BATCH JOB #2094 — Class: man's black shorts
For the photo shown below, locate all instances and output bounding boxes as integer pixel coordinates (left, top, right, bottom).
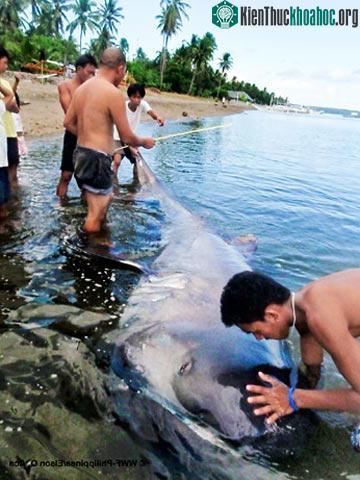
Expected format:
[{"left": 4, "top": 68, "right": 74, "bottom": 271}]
[
  {"left": 60, "top": 130, "right": 77, "bottom": 172},
  {"left": 7, "top": 138, "right": 19, "bottom": 167}
]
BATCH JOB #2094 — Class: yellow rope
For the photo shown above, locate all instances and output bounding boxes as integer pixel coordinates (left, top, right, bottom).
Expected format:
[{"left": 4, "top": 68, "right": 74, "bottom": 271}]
[{"left": 113, "top": 123, "right": 232, "bottom": 154}]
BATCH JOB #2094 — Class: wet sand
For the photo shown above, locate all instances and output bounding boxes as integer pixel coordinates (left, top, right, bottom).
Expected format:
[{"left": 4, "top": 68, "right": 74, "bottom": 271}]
[{"left": 4, "top": 72, "right": 253, "bottom": 139}]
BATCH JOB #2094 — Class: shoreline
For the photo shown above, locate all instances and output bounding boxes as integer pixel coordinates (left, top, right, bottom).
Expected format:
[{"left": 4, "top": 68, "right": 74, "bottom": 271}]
[{"left": 4, "top": 72, "right": 254, "bottom": 140}]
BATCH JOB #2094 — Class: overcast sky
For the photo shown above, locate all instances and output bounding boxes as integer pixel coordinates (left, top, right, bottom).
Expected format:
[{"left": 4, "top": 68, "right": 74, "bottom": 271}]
[{"left": 79, "top": 0, "right": 360, "bottom": 110}]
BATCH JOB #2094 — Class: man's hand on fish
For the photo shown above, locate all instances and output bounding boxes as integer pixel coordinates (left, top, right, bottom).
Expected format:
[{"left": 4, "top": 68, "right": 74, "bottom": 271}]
[{"left": 246, "top": 371, "right": 294, "bottom": 425}]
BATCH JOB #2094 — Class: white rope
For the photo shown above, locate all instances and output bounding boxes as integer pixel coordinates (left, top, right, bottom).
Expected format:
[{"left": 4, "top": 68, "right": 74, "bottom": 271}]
[{"left": 113, "top": 123, "right": 232, "bottom": 154}]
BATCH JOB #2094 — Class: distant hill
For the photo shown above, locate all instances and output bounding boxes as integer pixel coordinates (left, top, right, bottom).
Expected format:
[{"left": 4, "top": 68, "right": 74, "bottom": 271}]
[{"left": 310, "top": 106, "right": 360, "bottom": 118}]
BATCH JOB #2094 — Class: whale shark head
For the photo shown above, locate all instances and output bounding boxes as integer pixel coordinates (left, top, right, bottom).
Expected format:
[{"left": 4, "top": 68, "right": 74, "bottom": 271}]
[{"left": 113, "top": 321, "right": 298, "bottom": 441}]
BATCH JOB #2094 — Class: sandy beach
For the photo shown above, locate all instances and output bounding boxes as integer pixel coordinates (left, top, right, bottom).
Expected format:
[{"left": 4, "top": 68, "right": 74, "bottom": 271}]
[{"left": 3, "top": 72, "right": 253, "bottom": 139}]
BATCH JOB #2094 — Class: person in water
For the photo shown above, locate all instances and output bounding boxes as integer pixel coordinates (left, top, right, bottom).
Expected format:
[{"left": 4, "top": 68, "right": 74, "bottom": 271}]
[
  {"left": 0, "top": 79, "right": 18, "bottom": 220},
  {"left": 0, "top": 46, "right": 20, "bottom": 187},
  {"left": 56, "top": 53, "right": 98, "bottom": 197},
  {"left": 64, "top": 47, "right": 155, "bottom": 233},
  {"left": 221, "top": 269, "right": 360, "bottom": 450},
  {"left": 113, "top": 82, "right": 164, "bottom": 177}
]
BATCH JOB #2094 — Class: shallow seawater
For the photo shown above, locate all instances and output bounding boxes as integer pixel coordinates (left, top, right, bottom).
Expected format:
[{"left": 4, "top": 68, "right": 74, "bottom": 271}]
[{"left": 0, "top": 110, "right": 359, "bottom": 479}]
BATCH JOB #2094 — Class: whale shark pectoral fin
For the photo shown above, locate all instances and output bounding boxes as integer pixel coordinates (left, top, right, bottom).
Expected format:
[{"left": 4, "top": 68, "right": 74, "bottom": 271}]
[
  {"left": 228, "top": 234, "right": 258, "bottom": 257},
  {"left": 61, "top": 234, "right": 151, "bottom": 274}
]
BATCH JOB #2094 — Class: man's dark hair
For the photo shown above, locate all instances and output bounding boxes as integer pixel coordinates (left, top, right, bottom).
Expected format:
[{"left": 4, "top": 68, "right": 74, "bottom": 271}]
[
  {"left": 0, "top": 45, "right": 10, "bottom": 60},
  {"left": 127, "top": 83, "right": 146, "bottom": 98},
  {"left": 220, "top": 271, "right": 291, "bottom": 327},
  {"left": 75, "top": 53, "right": 98, "bottom": 70}
]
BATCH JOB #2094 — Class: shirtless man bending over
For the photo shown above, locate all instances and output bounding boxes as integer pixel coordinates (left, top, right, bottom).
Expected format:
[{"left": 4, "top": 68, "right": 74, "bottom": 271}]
[
  {"left": 64, "top": 48, "right": 155, "bottom": 233},
  {"left": 221, "top": 269, "right": 360, "bottom": 450},
  {"left": 56, "top": 54, "right": 98, "bottom": 197}
]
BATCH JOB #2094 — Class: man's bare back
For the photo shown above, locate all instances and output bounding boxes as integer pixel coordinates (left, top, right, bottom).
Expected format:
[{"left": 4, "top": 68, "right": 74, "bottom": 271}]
[
  {"left": 69, "top": 77, "right": 120, "bottom": 153},
  {"left": 298, "top": 269, "right": 360, "bottom": 337},
  {"left": 63, "top": 47, "right": 155, "bottom": 233},
  {"left": 65, "top": 76, "right": 154, "bottom": 154}
]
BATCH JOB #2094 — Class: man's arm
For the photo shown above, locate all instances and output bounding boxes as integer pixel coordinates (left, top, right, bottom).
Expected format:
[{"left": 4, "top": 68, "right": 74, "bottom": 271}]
[
  {"left": 110, "top": 90, "right": 155, "bottom": 149},
  {"left": 58, "top": 82, "right": 72, "bottom": 114},
  {"left": 246, "top": 310, "right": 360, "bottom": 424},
  {"left": 0, "top": 83, "right": 18, "bottom": 113},
  {"left": 147, "top": 109, "right": 164, "bottom": 126},
  {"left": 63, "top": 96, "right": 77, "bottom": 135},
  {"left": 299, "top": 333, "right": 324, "bottom": 388}
]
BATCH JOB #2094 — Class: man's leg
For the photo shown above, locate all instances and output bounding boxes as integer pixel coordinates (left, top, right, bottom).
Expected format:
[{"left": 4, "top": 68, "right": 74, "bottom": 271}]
[
  {"left": 56, "top": 170, "right": 73, "bottom": 197},
  {"left": 57, "top": 131, "right": 77, "bottom": 197},
  {"left": 7, "top": 138, "right": 19, "bottom": 187},
  {"left": 83, "top": 191, "right": 112, "bottom": 233},
  {"left": 112, "top": 153, "right": 122, "bottom": 177},
  {"left": 8, "top": 165, "right": 18, "bottom": 186},
  {"left": 0, "top": 168, "right": 10, "bottom": 219}
]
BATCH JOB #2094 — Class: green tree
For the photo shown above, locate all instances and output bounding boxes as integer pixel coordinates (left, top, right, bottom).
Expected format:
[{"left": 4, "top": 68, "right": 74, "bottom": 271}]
[
  {"left": 0, "top": 0, "right": 28, "bottom": 33},
  {"left": 29, "top": 0, "right": 48, "bottom": 22},
  {"left": 135, "top": 47, "right": 148, "bottom": 62},
  {"left": 156, "top": 0, "right": 190, "bottom": 88},
  {"left": 33, "top": 0, "right": 70, "bottom": 36},
  {"left": 97, "top": 0, "right": 124, "bottom": 36},
  {"left": 53, "top": 0, "right": 71, "bottom": 35},
  {"left": 67, "top": 0, "right": 98, "bottom": 52},
  {"left": 0, "top": 27, "right": 78, "bottom": 69},
  {"left": 187, "top": 32, "right": 217, "bottom": 95},
  {"left": 119, "top": 37, "right": 129, "bottom": 55},
  {"left": 217, "top": 52, "right": 232, "bottom": 98},
  {"left": 33, "top": 3, "right": 57, "bottom": 36},
  {"left": 88, "top": 27, "right": 111, "bottom": 59}
]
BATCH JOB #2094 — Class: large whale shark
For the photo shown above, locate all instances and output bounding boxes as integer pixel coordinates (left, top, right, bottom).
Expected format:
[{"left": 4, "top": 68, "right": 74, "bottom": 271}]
[{"left": 109, "top": 155, "right": 317, "bottom": 477}]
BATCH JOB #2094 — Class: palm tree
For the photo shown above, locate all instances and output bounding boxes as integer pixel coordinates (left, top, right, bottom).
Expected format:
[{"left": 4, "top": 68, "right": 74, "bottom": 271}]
[
  {"left": 29, "top": 0, "right": 48, "bottom": 21},
  {"left": 0, "top": 0, "right": 28, "bottom": 32},
  {"left": 97, "top": 0, "right": 124, "bottom": 36},
  {"left": 217, "top": 52, "right": 233, "bottom": 98},
  {"left": 119, "top": 37, "right": 129, "bottom": 56},
  {"left": 34, "top": 3, "right": 57, "bottom": 35},
  {"left": 35, "top": 0, "right": 71, "bottom": 36},
  {"left": 53, "top": 0, "right": 71, "bottom": 35},
  {"left": 187, "top": 32, "right": 217, "bottom": 95},
  {"left": 67, "top": 0, "right": 98, "bottom": 52},
  {"left": 157, "top": 0, "right": 190, "bottom": 88},
  {"left": 90, "top": 27, "right": 111, "bottom": 58}
]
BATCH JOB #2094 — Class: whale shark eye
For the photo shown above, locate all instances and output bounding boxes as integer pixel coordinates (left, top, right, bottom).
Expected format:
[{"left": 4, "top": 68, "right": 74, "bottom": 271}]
[{"left": 178, "top": 360, "right": 192, "bottom": 376}]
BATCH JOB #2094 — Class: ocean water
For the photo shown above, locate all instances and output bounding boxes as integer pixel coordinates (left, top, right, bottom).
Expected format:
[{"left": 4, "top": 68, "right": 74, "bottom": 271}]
[{"left": 0, "top": 110, "right": 359, "bottom": 479}]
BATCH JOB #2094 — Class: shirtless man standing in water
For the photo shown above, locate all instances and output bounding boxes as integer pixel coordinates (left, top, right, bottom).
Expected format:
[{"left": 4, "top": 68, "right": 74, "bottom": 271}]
[
  {"left": 56, "top": 54, "right": 98, "bottom": 197},
  {"left": 64, "top": 48, "right": 155, "bottom": 233},
  {"left": 221, "top": 269, "right": 360, "bottom": 450}
]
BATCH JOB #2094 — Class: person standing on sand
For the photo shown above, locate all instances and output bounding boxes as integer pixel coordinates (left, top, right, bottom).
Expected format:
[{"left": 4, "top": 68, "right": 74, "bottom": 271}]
[
  {"left": 0, "top": 46, "right": 20, "bottom": 187},
  {"left": 56, "top": 54, "right": 98, "bottom": 197},
  {"left": 113, "top": 83, "right": 164, "bottom": 177},
  {"left": 12, "top": 75, "right": 28, "bottom": 158},
  {"left": 221, "top": 269, "right": 360, "bottom": 451},
  {"left": 0, "top": 81, "right": 19, "bottom": 220},
  {"left": 64, "top": 48, "right": 155, "bottom": 234}
]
